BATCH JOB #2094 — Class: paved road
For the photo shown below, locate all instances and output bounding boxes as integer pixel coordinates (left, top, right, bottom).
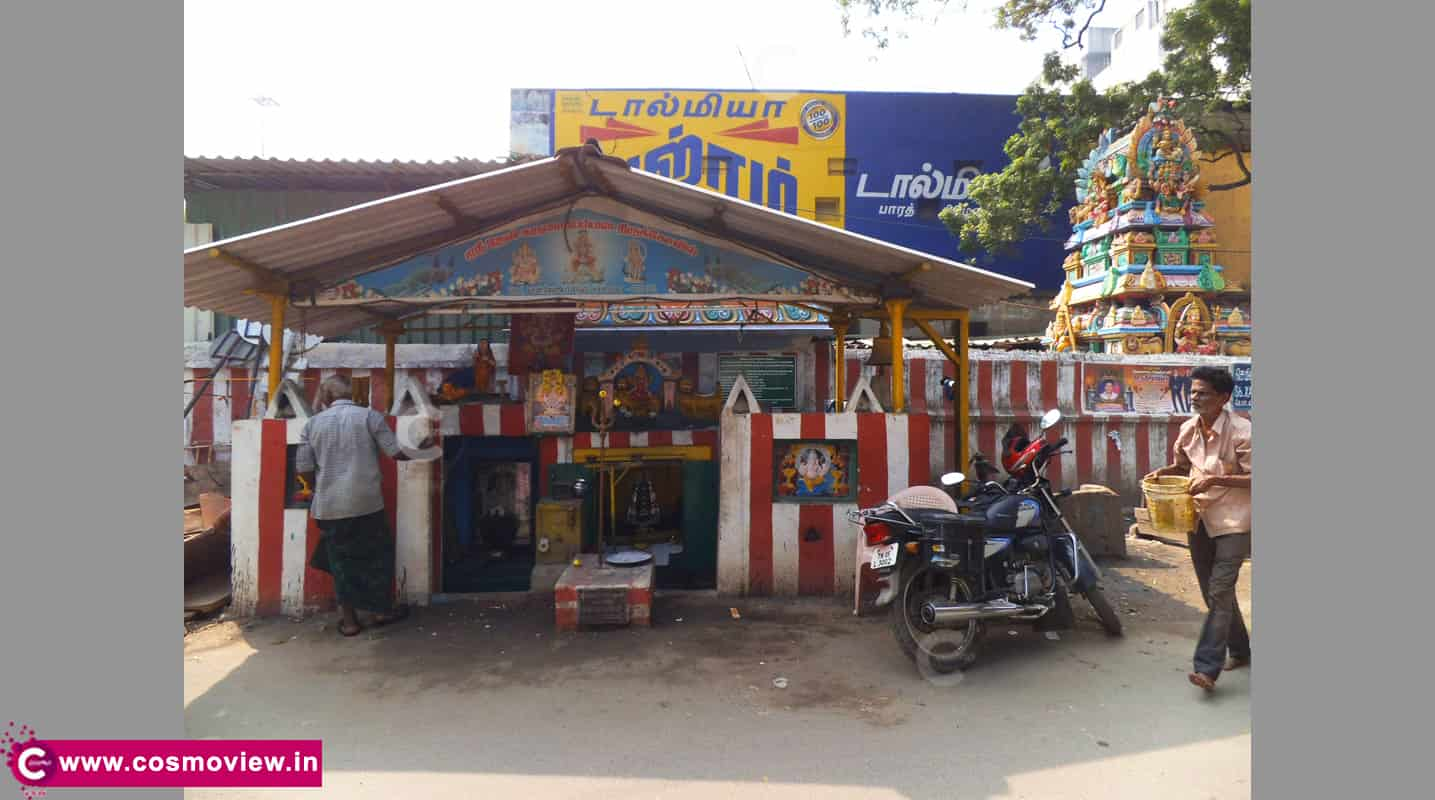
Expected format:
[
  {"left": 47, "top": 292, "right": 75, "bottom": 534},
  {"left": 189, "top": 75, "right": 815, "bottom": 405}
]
[{"left": 185, "top": 543, "right": 1250, "bottom": 799}]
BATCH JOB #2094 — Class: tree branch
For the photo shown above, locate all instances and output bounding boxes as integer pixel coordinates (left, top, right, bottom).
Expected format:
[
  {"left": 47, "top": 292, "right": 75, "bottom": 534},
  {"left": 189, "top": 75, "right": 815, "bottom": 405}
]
[
  {"left": 1061, "top": 0, "right": 1108, "bottom": 49},
  {"left": 1200, "top": 128, "right": 1251, "bottom": 191}
]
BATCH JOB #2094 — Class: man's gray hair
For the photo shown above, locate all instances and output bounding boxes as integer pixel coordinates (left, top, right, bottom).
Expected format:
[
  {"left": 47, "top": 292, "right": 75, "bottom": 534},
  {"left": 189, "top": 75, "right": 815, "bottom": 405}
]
[{"left": 320, "top": 374, "right": 353, "bottom": 403}]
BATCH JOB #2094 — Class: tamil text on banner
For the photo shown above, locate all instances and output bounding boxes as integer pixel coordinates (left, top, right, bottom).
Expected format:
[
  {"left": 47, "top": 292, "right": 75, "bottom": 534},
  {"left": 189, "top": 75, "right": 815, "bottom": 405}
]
[{"left": 549, "top": 89, "right": 847, "bottom": 225}]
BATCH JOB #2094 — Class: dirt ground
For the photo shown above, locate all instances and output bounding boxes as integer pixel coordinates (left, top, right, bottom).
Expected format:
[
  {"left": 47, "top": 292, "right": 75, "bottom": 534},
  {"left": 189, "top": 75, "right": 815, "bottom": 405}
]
[{"left": 184, "top": 535, "right": 1251, "bottom": 799}]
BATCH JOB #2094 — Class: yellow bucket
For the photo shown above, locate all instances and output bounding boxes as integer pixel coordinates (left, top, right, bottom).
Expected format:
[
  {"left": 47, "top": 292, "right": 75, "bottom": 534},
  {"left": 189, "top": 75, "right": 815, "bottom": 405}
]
[{"left": 1141, "top": 476, "right": 1197, "bottom": 535}]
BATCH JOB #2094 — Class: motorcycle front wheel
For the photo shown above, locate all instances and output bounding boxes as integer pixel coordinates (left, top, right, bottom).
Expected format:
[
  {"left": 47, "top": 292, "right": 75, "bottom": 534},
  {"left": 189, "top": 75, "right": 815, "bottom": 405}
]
[
  {"left": 889, "top": 560, "right": 982, "bottom": 674},
  {"left": 1083, "top": 584, "right": 1124, "bottom": 636}
]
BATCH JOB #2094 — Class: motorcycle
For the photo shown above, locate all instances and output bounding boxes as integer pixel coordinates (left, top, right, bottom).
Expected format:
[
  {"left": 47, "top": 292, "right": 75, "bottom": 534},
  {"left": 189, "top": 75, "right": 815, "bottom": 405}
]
[{"left": 851, "top": 409, "right": 1123, "bottom": 674}]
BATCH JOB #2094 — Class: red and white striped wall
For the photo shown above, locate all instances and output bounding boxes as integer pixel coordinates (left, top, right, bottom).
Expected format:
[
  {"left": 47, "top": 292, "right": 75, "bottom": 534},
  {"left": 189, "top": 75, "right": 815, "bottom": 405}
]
[
  {"left": 185, "top": 365, "right": 458, "bottom": 466},
  {"left": 437, "top": 403, "right": 529, "bottom": 438},
  {"left": 717, "top": 410, "right": 941, "bottom": 598},
  {"left": 229, "top": 413, "right": 443, "bottom": 618},
  {"left": 964, "top": 351, "right": 1251, "bottom": 504}
]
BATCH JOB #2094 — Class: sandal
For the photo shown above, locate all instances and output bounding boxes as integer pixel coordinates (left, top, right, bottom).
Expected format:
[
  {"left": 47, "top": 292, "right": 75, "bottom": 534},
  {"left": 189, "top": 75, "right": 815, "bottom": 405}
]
[
  {"left": 1188, "top": 672, "right": 1216, "bottom": 692},
  {"left": 1224, "top": 655, "right": 1250, "bottom": 671},
  {"left": 372, "top": 605, "right": 410, "bottom": 627},
  {"left": 338, "top": 620, "right": 363, "bottom": 637}
]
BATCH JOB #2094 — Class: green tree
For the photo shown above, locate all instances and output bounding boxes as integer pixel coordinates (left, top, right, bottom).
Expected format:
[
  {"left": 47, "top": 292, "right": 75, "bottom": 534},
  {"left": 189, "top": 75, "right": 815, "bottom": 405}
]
[{"left": 838, "top": 0, "right": 1251, "bottom": 257}]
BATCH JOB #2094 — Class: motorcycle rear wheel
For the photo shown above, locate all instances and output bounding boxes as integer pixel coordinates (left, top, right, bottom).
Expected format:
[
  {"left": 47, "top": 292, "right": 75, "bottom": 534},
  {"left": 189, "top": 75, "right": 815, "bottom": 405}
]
[{"left": 890, "top": 560, "right": 982, "bottom": 674}]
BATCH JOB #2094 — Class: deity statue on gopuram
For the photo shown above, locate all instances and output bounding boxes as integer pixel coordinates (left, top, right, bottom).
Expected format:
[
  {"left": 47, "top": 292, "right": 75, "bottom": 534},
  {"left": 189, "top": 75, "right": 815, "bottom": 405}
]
[{"left": 1044, "top": 98, "right": 1251, "bottom": 355}]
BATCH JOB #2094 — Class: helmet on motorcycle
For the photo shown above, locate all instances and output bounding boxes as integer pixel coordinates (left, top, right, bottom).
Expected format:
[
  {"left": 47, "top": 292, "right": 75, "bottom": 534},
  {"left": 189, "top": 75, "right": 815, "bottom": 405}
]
[
  {"left": 1003, "top": 438, "right": 1044, "bottom": 477},
  {"left": 1000, "top": 423, "right": 1030, "bottom": 473}
]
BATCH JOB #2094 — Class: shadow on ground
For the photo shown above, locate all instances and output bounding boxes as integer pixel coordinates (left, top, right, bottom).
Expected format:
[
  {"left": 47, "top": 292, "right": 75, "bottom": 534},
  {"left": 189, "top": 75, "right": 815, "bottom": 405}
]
[{"left": 184, "top": 537, "right": 1251, "bottom": 799}]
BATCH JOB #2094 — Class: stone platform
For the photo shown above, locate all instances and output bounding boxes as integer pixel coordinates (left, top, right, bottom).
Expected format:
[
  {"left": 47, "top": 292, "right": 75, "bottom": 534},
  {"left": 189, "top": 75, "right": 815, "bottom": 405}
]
[{"left": 554, "top": 560, "right": 654, "bottom": 632}]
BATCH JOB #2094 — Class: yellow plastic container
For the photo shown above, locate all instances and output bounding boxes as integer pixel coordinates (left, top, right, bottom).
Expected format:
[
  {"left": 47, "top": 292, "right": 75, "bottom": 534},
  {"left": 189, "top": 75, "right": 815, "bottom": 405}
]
[{"left": 1141, "top": 476, "right": 1197, "bottom": 535}]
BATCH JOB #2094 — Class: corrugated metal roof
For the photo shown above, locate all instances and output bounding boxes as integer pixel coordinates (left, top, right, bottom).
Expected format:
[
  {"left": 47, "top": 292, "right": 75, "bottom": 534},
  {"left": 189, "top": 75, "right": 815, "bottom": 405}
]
[
  {"left": 183, "top": 144, "right": 1034, "bottom": 339},
  {"left": 184, "top": 155, "right": 524, "bottom": 191}
]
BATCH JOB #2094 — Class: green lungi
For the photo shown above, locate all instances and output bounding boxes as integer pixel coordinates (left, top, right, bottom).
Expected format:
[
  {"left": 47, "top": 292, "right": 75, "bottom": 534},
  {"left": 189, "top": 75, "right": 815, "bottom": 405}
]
[{"left": 309, "top": 510, "right": 397, "bottom": 613}]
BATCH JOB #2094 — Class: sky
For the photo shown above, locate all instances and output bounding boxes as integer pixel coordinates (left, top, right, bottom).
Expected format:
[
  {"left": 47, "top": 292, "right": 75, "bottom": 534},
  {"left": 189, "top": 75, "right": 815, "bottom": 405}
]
[{"left": 183, "top": 0, "right": 1143, "bottom": 163}]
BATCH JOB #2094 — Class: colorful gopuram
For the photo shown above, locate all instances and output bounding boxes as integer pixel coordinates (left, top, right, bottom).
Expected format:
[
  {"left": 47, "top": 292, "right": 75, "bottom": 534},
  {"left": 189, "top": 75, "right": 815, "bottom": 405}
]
[{"left": 1045, "top": 98, "right": 1251, "bottom": 356}]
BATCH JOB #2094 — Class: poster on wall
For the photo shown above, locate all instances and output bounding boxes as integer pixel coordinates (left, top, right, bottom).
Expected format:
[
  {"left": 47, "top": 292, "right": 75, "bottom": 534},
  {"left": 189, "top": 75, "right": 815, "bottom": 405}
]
[
  {"left": 528, "top": 371, "right": 577, "bottom": 434},
  {"left": 1232, "top": 363, "right": 1252, "bottom": 412},
  {"left": 1082, "top": 363, "right": 1252, "bottom": 415},
  {"left": 509, "top": 313, "right": 575, "bottom": 376},
  {"left": 1127, "top": 366, "right": 1192, "bottom": 415},
  {"left": 774, "top": 440, "right": 856, "bottom": 502},
  {"left": 1084, "top": 366, "right": 1133, "bottom": 414}
]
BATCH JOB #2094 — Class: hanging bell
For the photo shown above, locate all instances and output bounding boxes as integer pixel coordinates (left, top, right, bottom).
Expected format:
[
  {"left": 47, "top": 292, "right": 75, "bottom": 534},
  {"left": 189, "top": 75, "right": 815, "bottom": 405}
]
[{"left": 866, "top": 335, "right": 894, "bottom": 367}]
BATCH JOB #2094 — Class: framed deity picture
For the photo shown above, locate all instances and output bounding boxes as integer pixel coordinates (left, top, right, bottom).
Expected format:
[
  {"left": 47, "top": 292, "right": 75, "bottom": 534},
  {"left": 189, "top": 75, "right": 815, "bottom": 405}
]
[
  {"left": 528, "top": 370, "right": 577, "bottom": 435},
  {"left": 773, "top": 440, "right": 856, "bottom": 503}
]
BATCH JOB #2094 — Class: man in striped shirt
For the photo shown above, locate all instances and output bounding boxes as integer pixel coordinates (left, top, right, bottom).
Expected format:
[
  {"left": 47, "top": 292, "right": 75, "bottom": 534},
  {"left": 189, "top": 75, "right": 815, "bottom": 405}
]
[{"left": 297, "top": 375, "right": 417, "bottom": 637}]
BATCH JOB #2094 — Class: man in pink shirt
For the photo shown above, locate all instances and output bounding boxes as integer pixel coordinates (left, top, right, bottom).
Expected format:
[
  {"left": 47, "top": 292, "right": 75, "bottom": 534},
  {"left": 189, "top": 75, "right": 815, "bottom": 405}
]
[{"left": 1146, "top": 366, "right": 1252, "bottom": 692}]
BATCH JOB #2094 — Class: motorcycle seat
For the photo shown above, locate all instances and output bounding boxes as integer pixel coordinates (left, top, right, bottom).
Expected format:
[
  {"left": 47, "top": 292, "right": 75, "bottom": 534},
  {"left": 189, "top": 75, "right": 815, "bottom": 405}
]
[{"left": 906, "top": 508, "right": 986, "bottom": 527}]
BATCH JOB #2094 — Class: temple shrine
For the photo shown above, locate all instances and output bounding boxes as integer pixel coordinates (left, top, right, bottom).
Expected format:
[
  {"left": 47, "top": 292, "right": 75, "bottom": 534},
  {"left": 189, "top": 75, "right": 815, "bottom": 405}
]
[{"left": 1045, "top": 98, "right": 1252, "bottom": 356}]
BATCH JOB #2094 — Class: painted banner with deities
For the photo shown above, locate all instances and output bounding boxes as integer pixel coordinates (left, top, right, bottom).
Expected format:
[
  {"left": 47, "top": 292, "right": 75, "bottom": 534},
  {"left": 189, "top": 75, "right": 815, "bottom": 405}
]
[
  {"left": 544, "top": 89, "right": 847, "bottom": 225},
  {"left": 317, "top": 206, "right": 864, "bottom": 305}
]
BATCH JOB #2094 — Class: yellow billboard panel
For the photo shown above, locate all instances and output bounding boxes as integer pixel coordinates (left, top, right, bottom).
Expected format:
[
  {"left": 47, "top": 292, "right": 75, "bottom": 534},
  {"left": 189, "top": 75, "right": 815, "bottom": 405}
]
[{"left": 552, "top": 90, "right": 846, "bottom": 228}]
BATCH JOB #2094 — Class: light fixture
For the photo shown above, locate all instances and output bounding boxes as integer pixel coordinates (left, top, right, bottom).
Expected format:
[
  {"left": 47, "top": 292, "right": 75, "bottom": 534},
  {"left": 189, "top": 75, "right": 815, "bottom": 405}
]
[{"left": 940, "top": 376, "right": 958, "bottom": 401}]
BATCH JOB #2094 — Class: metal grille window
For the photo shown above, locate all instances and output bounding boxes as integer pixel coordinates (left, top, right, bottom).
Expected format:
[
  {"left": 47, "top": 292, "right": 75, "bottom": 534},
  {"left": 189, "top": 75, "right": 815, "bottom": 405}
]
[{"left": 815, "top": 197, "right": 842, "bottom": 225}]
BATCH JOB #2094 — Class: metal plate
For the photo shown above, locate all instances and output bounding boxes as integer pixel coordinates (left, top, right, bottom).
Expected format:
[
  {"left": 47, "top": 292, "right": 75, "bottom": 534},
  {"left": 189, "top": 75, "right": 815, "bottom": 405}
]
[
  {"left": 605, "top": 549, "right": 654, "bottom": 566},
  {"left": 870, "top": 543, "right": 899, "bottom": 570},
  {"left": 578, "top": 588, "right": 628, "bottom": 626}
]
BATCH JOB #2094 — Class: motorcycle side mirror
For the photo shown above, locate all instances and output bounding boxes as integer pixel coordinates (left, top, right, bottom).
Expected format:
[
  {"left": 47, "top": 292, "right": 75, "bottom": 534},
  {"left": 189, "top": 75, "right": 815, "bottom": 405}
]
[
  {"left": 1040, "top": 408, "right": 1062, "bottom": 431},
  {"left": 939, "top": 472, "right": 966, "bottom": 487}
]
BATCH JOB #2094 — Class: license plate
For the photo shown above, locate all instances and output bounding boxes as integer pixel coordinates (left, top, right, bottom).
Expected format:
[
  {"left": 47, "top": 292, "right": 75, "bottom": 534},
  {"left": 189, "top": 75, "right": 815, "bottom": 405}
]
[{"left": 870, "top": 543, "right": 899, "bottom": 570}]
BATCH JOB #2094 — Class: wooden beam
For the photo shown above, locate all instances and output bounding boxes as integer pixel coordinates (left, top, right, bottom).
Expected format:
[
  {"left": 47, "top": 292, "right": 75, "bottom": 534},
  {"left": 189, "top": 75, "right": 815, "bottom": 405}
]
[
  {"left": 574, "top": 445, "right": 712, "bottom": 463},
  {"left": 211, "top": 248, "right": 289, "bottom": 295},
  {"left": 432, "top": 194, "right": 476, "bottom": 226},
  {"left": 855, "top": 308, "right": 968, "bottom": 322},
  {"left": 912, "top": 318, "right": 961, "bottom": 367}
]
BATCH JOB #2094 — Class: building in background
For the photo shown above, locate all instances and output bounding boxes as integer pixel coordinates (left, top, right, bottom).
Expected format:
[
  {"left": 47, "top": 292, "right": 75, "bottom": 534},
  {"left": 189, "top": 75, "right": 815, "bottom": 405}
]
[
  {"left": 1064, "top": 0, "right": 1195, "bottom": 92},
  {"left": 183, "top": 156, "right": 519, "bottom": 345}
]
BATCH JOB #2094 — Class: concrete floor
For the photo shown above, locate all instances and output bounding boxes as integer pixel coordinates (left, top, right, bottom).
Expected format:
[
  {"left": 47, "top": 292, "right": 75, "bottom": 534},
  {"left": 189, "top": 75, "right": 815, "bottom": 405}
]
[{"left": 184, "top": 538, "right": 1251, "bottom": 799}]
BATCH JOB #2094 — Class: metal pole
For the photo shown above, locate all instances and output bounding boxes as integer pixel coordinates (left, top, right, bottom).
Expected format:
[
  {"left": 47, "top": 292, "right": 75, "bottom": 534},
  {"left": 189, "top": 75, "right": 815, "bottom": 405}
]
[
  {"left": 956, "top": 311, "right": 970, "bottom": 476},
  {"left": 266, "top": 294, "right": 287, "bottom": 400},
  {"left": 885, "top": 299, "right": 910, "bottom": 413}
]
